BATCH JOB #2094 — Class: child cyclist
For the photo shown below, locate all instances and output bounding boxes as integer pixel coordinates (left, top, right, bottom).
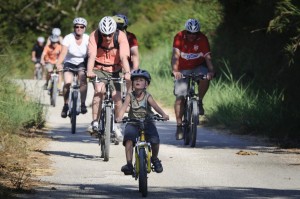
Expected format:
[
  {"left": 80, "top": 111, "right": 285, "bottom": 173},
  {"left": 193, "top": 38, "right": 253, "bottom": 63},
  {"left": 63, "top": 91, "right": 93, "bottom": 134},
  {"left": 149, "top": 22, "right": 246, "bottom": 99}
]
[{"left": 116, "top": 69, "right": 169, "bottom": 175}]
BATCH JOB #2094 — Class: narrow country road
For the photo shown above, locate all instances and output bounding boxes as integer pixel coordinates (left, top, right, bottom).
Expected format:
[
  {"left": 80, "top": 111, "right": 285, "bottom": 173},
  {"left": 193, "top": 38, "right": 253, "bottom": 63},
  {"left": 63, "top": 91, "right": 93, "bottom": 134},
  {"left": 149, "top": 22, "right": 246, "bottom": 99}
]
[{"left": 16, "top": 79, "right": 300, "bottom": 199}]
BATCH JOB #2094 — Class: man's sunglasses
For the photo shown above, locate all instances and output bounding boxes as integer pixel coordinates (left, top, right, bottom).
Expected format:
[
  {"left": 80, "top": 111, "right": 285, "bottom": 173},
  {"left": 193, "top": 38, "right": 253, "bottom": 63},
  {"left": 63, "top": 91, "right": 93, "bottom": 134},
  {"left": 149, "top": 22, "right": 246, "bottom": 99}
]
[
  {"left": 74, "top": 25, "right": 85, "bottom": 29},
  {"left": 101, "top": 33, "right": 113, "bottom": 38},
  {"left": 186, "top": 31, "right": 198, "bottom": 35}
]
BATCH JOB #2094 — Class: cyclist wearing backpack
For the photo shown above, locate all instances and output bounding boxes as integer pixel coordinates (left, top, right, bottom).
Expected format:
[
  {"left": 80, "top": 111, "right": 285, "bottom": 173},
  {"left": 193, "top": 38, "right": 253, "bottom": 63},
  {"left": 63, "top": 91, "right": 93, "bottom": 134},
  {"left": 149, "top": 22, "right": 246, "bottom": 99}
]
[
  {"left": 171, "top": 19, "right": 215, "bottom": 140},
  {"left": 86, "top": 16, "right": 131, "bottom": 140},
  {"left": 56, "top": 17, "right": 89, "bottom": 118},
  {"left": 113, "top": 14, "right": 139, "bottom": 93}
]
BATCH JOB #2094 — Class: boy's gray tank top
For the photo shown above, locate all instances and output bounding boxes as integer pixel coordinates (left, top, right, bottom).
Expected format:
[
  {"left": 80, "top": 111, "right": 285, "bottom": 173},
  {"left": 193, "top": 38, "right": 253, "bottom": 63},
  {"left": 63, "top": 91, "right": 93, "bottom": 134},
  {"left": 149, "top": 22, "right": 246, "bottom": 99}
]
[{"left": 128, "top": 91, "right": 154, "bottom": 119}]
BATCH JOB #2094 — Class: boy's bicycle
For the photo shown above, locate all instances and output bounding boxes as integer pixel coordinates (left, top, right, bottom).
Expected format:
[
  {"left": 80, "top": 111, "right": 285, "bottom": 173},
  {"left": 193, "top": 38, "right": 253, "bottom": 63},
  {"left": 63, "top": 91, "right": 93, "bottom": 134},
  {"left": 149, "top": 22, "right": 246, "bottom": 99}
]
[
  {"left": 48, "top": 69, "right": 59, "bottom": 107},
  {"left": 91, "top": 76, "right": 124, "bottom": 161},
  {"left": 120, "top": 114, "right": 164, "bottom": 197},
  {"left": 181, "top": 73, "right": 208, "bottom": 147},
  {"left": 63, "top": 67, "right": 84, "bottom": 134}
]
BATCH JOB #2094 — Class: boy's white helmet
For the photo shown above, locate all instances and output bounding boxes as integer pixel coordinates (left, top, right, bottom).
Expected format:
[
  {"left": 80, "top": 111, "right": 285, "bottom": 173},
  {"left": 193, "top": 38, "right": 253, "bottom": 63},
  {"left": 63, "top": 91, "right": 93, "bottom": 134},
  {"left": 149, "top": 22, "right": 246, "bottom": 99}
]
[{"left": 98, "top": 16, "right": 116, "bottom": 34}]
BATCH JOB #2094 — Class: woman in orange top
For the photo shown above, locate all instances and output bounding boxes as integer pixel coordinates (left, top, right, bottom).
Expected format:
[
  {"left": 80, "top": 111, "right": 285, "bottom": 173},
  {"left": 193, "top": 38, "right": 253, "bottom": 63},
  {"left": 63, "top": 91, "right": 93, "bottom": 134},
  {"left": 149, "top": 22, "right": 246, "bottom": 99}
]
[{"left": 41, "top": 35, "right": 62, "bottom": 90}]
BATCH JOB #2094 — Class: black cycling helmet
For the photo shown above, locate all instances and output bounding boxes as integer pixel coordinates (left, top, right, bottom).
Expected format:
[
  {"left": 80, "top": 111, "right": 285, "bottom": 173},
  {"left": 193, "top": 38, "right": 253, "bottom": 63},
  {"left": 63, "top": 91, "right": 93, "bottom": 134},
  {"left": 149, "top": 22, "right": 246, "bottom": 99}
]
[{"left": 131, "top": 69, "right": 151, "bottom": 84}]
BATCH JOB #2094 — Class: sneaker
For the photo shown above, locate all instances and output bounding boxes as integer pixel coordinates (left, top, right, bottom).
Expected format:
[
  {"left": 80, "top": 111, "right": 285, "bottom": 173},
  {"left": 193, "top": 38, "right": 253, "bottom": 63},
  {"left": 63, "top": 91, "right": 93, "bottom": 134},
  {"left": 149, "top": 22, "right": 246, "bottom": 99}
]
[
  {"left": 176, "top": 125, "right": 184, "bottom": 140},
  {"left": 151, "top": 157, "right": 163, "bottom": 173},
  {"left": 87, "top": 121, "right": 98, "bottom": 136},
  {"left": 121, "top": 163, "right": 133, "bottom": 175},
  {"left": 61, "top": 104, "right": 69, "bottom": 118},
  {"left": 199, "top": 100, "right": 205, "bottom": 115},
  {"left": 114, "top": 124, "right": 123, "bottom": 142},
  {"left": 81, "top": 103, "right": 87, "bottom": 114}
]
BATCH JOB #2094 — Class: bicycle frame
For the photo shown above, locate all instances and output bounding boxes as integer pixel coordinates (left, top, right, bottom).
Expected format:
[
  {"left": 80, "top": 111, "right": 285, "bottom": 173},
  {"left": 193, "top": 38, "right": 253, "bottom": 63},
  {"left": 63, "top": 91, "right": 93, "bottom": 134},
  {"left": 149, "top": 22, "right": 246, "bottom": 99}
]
[
  {"left": 181, "top": 73, "right": 207, "bottom": 147},
  {"left": 121, "top": 115, "right": 164, "bottom": 197},
  {"left": 66, "top": 68, "right": 83, "bottom": 134},
  {"left": 92, "top": 76, "right": 123, "bottom": 161}
]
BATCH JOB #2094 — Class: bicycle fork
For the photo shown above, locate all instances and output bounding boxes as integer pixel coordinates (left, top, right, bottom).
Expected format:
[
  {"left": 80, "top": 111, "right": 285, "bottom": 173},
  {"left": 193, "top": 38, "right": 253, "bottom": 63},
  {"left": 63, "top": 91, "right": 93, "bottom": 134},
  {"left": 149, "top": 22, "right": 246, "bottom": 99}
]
[{"left": 134, "top": 143, "right": 152, "bottom": 179}]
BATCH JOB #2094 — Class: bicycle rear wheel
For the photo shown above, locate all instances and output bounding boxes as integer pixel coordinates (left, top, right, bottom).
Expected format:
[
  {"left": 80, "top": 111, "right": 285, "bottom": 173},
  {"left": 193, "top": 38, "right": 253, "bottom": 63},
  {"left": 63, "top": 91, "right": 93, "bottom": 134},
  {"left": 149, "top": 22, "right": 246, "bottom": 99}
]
[
  {"left": 71, "top": 91, "right": 78, "bottom": 134},
  {"left": 103, "top": 106, "right": 112, "bottom": 161},
  {"left": 138, "top": 148, "right": 148, "bottom": 197},
  {"left": 51, "top": 76, "right": 58, "bottom": 107},
  {"left": 190, "top": 100, "right": 199, "bottom": 147}
]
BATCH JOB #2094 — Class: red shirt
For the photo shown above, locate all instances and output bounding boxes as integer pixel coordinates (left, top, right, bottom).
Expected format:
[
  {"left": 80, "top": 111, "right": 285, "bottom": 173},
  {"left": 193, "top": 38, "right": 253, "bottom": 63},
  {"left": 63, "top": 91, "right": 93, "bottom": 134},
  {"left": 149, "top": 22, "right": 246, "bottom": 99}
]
[
  {"left": 126, "top": 31, "right": 138, "bottom": 48},
  {"left": 173, "top": 30, "right": 210, "bottom": 70}
]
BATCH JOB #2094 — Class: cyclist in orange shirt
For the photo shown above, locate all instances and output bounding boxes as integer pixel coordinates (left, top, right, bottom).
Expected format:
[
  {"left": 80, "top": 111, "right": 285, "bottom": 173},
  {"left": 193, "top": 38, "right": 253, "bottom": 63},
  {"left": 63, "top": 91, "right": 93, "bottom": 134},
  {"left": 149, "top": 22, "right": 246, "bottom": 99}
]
[
  {"left": 171, "top": 19, "right": 215, "bottom": 140},
  {"left": 86, "top": 16, "right": 131, "bottom": 141},
  {"left": 41, "top": 35, "right": 62, "bottom": 90}
]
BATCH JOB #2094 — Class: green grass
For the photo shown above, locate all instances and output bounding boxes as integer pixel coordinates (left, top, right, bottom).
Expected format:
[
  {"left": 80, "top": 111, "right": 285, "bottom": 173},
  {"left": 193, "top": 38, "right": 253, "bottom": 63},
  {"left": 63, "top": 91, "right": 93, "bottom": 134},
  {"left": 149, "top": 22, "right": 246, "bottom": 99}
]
[{"left": 0, "top": 50, "right": 45, "bottom": 191}]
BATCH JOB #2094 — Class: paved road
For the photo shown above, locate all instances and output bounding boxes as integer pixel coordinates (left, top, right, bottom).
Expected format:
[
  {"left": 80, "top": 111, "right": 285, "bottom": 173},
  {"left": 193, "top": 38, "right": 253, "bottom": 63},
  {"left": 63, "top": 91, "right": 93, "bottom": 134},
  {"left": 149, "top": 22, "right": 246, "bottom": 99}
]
[{"left": 17, "top": 80, "right": 300, "bottom": 199}]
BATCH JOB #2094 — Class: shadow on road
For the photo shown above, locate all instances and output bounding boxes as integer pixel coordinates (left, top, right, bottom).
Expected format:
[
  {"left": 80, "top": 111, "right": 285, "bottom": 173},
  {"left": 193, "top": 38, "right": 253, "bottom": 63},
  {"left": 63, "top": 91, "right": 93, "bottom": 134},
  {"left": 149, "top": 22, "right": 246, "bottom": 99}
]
[{"left": 22, "top": 183, "right": 300, "bottom": 199}]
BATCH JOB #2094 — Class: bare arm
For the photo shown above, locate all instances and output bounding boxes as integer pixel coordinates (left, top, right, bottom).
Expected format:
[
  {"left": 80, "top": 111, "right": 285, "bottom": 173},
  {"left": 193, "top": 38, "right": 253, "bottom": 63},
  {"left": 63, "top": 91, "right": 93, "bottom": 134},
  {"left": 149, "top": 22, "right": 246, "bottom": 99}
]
[
  {"left": 130, "top": 46, "right": 139, "bottom": 70},
  {"left": 171, "top": 47, "right": 181, "bottom": 79},
  {"left": 40, "top": 50, "right": 46, "bottom": 65},
  {"left": 148, "top": 95, "right": 169, "bottom": 121},
  {"left": 204, "top": 53, "right": 215, "bottom": 80},
  {"left": 31, "top": 51, "right": 36, "bottom": 62},
  {"left": 56, "top": 45, "right": 68, "bottom": 70},
  {"left": 116, "top": 94, "right": 131, "bottom": 121}
]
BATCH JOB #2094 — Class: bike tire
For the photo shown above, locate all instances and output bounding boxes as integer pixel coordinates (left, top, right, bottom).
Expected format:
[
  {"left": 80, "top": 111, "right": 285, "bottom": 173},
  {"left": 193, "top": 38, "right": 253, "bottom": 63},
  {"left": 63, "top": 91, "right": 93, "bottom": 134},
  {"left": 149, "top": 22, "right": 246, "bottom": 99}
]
[
  {"left": 138, "top": 148, "right": 148, "bottom": 197},
  {"left": 37, "top": 66, "right": 42, "bottom": 80},
  {"left": 103, "top": 106, "right": 112, "bottom": 161},
  {"left": 71, "top": 91, "right": 78, "bottom": 134},
  {"left": 190, "top": 100, "right": 199, "bottom": 147},
  {"left": 51, "top": 76, "right": 58, "bottom": 107},
  {"left": 183, "top": 101, "right": 191, "bottom": 145}
]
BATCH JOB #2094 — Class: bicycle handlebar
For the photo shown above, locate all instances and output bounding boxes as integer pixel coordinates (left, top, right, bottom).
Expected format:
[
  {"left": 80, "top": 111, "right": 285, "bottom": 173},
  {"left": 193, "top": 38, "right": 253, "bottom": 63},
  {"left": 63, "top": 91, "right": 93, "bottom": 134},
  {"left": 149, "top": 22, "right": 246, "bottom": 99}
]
[
  {"left": 118, "top": 114, "right": 165, "bottom": 124},
  {"left": 90, "top": 76, "right": 124, "bottom": 83}
]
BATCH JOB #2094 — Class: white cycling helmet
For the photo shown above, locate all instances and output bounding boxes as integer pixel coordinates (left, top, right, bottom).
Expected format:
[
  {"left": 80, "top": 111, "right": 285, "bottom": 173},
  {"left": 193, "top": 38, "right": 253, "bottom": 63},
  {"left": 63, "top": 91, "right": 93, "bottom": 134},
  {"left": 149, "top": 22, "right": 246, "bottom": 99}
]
[
  {"left": 49, "top": 35, "right": 59, "bottom": 43},
  {"left": 116, "top": 14, "right": 128, "bottom": 27},
  {"left": 185, "top": 19, "right": 200, "bottom": 33},
  {"left": 37, "top": 36, "right": 45, "bottom": 43},
  {"left": 73, "top": 17, "right": 87, "bottom": 27},
  {"left": 98, "top": 16, "right": 117, "bottom": 35},
  {"left": 52, "top": 28, "right": 61, "bottom": 36}
]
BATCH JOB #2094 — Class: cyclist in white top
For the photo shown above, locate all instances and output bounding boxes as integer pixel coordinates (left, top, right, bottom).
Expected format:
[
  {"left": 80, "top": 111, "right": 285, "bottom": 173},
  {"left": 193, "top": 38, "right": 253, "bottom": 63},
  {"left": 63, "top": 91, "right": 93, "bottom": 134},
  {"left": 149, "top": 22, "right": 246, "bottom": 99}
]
[{"left": 56, "top": 17, "right": 89, "bottom": 118}]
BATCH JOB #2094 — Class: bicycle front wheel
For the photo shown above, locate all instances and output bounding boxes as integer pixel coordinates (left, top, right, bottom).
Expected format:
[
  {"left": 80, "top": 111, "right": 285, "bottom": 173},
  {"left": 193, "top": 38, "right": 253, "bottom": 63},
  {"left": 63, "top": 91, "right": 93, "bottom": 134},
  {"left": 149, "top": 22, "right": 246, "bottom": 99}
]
[
  {"left": 103, "top": 106, "right": 112, "bottom": 161},
  {"left": 190, "top": 99, "right": 199, "bottom": 147},
  {"left": 183, "top": 101, "right": 191, "bottom": 145},
  {"left": 51, "top": 77, "right": 58, "bottom": 107},
  {"left": 138, "top": 148, "right": 148, "bottom": 197},
  {"left": 71, "top": 91, "right": 78, "bottom": 134}
]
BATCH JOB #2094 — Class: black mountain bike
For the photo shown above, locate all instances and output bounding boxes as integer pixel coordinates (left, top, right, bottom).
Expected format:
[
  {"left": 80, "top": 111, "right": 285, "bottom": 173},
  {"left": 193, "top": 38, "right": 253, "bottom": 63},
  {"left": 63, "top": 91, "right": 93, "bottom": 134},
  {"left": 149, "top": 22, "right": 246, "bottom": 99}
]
[
  {"left": 120, "top": 114, "right": 165, "bottom": 197},
  {"left": 64, "top": 68, "right": 84, "bottom": 134},
  {"left": 181, "top": 73, "right": 208, "bottom": 147},
  {"left": 92, "top": 76, "right": 123, "bottom": 161}
]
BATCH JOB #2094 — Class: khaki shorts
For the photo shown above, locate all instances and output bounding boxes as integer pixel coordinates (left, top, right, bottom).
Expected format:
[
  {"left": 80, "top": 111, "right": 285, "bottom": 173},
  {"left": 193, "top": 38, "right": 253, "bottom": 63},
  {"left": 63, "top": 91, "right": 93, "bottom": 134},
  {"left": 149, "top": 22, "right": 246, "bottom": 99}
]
[
  {"left": 173, "top": 65, "right": 208, "bottom": 97},
  {"left": 93, "top": 69, "right": 122, "bottom": 92},
  {"left": 45, "top": 63, "right": 54, "bottom": 72}
]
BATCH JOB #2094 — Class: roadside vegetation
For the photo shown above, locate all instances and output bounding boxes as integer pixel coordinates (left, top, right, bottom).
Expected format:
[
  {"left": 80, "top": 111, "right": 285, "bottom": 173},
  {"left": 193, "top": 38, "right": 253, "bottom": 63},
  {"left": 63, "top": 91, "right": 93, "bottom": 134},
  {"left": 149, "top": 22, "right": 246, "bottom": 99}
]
[{"left": 0, "top": 48, "right": 45, "bottom": 197}]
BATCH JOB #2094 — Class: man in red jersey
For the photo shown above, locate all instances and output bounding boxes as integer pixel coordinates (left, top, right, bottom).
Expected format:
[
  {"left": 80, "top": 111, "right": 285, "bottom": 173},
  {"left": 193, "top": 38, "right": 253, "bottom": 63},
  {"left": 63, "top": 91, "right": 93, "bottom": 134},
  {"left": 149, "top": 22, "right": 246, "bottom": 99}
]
[{"left": 171, "top": 18, "right": 215, "bottom": 140}]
